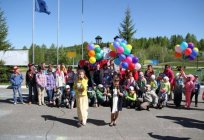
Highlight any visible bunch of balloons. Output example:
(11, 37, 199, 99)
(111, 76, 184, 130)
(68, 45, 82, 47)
(175, 41, 199, 60)
(109, 38, 141, 71)
(87, 43, 104, 64)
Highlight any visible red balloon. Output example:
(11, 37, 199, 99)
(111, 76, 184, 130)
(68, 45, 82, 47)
(109, 51, 117, 57)
(128, 63, 135, 71)
(184, 48, 192, 56)
(175, 52, 182, 58)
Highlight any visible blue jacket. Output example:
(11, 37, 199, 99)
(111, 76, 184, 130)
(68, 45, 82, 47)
(10, 73, 24, 88)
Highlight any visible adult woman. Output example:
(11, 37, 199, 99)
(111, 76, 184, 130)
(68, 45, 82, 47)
(144, 65, 154, 84)
(109, 77, 124, 126)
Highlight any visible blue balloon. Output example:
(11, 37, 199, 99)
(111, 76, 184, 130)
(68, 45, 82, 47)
(121, 62, 128, 69)
(180, 41, 188, 51)
(114, 58, 121, 65)
(113, 41, 120, 48)
(119, 54, 126, 61)
(127, 54, 134, 58)
(191, 49, 198, 57)
(121, 39, 127, 45)
(116, 38, 122, 42)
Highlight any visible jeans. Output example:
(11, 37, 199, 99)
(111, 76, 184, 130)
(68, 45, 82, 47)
(47, 89, 54, 102)
(28, 84, 38, 102)
(13, 87, 24, 103)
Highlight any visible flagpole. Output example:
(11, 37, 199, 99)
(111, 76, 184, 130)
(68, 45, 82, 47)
(57, 0, 60, 65)
(81, 0, 84, 60)
(32, 0, 35, 64)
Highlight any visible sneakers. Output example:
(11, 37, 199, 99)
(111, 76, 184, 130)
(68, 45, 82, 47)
(14, 102, 17, 105)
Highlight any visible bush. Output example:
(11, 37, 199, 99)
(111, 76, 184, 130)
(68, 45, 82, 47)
(0, 66, 12, 83)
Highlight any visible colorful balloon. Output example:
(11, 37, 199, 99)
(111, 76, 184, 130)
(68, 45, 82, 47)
(188, 42, 194, 49)
(114, 58, 121, 65)
(175, 52, 182, 58)
(124, 48, 131, 55)
(109, 43, 116, 51)
(188, 55, 195, 61)
(125, 56, 132, 64)
(175, 45, 182, 53)
(119, 54, 126, 61)
(116, 46, 124, 54)
(89, 57, 96, 64)
(126, 44, 132, 50)
(94, 44, 100, 48)
(191, 49, 198, 57)
(128, 63, 135, 70)
(180, 41, 188, 51)
(109, 51, 117, 57)
(95, 47, 101, 53)
(121, 62, 128, 69)
(193, 47, 199, 52)
(88, 50, 95, 57)
(184, 48, 192, 56)
(135, 63, 141, 70)
(132, 56, 139, 63)
(95, 53, 102, 60)
(87, 44, 95, 50)
(113, 41, 120, 48)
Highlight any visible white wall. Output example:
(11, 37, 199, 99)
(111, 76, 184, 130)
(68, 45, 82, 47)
(0, 50, 29, 66)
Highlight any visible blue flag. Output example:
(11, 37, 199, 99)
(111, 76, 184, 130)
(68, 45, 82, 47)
(35, 0, 51, 15)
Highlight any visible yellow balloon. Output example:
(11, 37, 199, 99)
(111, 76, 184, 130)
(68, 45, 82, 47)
(94, 45, 100, 48)
(194, 47, 199, 52)
(109, 43, 116, 51)
(89, 57, 96, 64)
(126, 44, 132, 50)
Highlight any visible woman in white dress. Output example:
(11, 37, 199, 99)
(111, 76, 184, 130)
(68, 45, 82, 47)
(109, 77, 124, 126)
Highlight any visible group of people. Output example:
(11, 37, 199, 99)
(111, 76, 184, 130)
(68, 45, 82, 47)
(9, 61, 201, 127)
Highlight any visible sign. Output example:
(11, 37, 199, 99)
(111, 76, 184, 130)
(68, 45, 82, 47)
(67, 51, 76, 58)
(0, 50, 29, 66)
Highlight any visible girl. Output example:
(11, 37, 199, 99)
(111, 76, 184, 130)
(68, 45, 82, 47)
(109, 77, 124, 126)
(74, 70, 88, 126)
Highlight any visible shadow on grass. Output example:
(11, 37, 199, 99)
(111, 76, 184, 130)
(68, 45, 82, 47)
(148, 132, 191, 140)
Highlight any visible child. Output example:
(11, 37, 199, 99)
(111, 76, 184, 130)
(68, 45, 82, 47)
(137, 72, 147, 98)
(181, 70, 195, 109)
(173, 73, 184, 108)
(96, 84, 111, 106)
(10, 66, 25, 105)
(191, 75, 200, 107)
(74, 70, 89, 126)
(53, 87, 63, 107)
(63, 85, 75, 109)
(125, 86, 137, 108)
(46, 68, 56, 104)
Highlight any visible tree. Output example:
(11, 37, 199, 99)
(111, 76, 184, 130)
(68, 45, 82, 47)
(0, 8, 10, 50)
(118, 8, 136, 44)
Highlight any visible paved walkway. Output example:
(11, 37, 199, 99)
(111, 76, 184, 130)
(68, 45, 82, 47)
(0, 88, 204, 140)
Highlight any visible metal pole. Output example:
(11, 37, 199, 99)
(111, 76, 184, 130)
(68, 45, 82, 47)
(197, 56, 198, 70)
(57, 0, 60, 65)
(81, 0, 84, 60)
(32, 0, 35, 64)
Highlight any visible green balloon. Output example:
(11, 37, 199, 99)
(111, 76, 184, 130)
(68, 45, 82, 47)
(124, 48, 131, 55)
(95, 47, 101, 53)
(95, 53, 102, 60)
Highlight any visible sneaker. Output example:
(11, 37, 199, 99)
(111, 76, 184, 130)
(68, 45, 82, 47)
(77, 122, 82, 127)
(28, 102, 32, 105)
(21, 102, 25, 104)
(14, 102, 17, 105)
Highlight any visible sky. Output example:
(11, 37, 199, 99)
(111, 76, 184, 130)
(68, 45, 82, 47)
(0, 0, 204, 49)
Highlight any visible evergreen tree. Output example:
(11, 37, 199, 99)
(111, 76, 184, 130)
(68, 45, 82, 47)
(0, 8, 10, 50)
(118, 8, 136, 44)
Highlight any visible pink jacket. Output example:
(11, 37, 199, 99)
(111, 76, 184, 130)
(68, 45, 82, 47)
(182, 73, 195, 93)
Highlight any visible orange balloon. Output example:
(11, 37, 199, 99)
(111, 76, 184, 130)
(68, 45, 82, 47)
(88, 50, 95, 57)
(175, 52, 182, 58)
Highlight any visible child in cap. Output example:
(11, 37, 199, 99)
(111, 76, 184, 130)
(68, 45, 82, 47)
(125, 86, 137, 109)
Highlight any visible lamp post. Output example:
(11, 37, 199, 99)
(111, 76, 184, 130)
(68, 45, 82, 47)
(95, 35, 102, 45)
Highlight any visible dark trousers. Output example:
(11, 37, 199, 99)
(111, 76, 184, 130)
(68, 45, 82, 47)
(28, 84, 38, 103)
(174, 92, 182, 107)
(191, 91, 199, 105)
(126, 99, 136, 108)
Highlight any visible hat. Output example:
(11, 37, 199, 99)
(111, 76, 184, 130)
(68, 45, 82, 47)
(151, 75, 155, 80)
(163, 76, 169, 81)
(66, 85, 70, 89)
(129, 86, 134, 91)
(13, 66, 19, 71)
(98, 84, 103, 88)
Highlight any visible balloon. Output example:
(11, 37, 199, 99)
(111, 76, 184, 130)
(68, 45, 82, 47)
(114, 58, 121, 65)
(124, 48, 131, 55)
(113, 41, 120, 48)
(180, 41, 188, 51)
(120, 42, 126, 48)
(135, 63, 141, 70)
(94, 44, 100, 48)
(95, 47, 101, 53)
(88, 50, 95, 57)
(191, 49, 198, 57)
(116, 46, 124, 54)
(188, 55, 195, 61)
(109, 43, 116, 51)
(175, 52, 182, 58)
(126, 44, 132, 50)
(109, 51, 117, 57)
(119, 54, 126, 61)
(193, 47, 199, 52)
(188, 42, 194, 49)
(121, 62, 128, 69)
(121, 39, 127, 45)
(95, 53, 102, 60)
(127, 54, 134, 58)
(128, 63, 135, 70)
(89, 57, 96, 64)
(116, 38, 122, 42)
(125, 56, 132, 63)
(87, 44, 95, 50)
(175, 45, 182, 53)
(184, 48, 192, 56)
(132, 56, 139, 63)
